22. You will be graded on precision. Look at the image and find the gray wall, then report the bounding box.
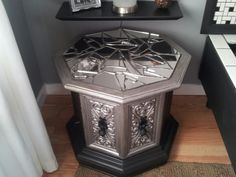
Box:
[22,0,207,88]
[2,0,43,96]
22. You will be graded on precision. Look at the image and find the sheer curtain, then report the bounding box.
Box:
[0,1,58,177]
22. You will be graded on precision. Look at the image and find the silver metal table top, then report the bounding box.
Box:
[55,28,191,103]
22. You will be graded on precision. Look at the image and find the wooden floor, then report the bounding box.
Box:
[42,95,230,177]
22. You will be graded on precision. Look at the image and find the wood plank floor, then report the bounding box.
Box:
[42,95,230,177]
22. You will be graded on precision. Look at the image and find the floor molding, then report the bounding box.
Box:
[174,84,206,95]
[36,83,206,105]
[36,85,47,107]
[36,84,70,106]
[45,84,70,95]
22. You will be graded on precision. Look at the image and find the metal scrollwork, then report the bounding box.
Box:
[130,99,156,149]
[90,100,116,149]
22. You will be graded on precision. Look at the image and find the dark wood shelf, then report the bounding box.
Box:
[56,1,183,21]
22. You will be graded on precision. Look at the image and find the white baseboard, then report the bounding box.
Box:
[174,84,205,95]
[44,84,70,95]
[36,84,69,107]
[36,85,47,107]
[36,83,205,106]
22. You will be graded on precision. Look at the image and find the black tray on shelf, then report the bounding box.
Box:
[56,1,183,21]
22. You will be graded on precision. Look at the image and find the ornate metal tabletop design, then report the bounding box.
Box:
[63,28,181,91]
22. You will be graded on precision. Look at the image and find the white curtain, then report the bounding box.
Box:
[0,1,58,177]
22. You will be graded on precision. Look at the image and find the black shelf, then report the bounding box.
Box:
[56,1,183,21]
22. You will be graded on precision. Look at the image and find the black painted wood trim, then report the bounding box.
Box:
[199,37,236,174]
[56,1,183,21]
[69,92,86,153]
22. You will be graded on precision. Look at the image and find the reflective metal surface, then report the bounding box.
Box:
[63,28,181,91]
[113,5,138,14]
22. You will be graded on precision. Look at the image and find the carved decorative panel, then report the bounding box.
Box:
[90,100,116,150]
[130,98,157,150]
